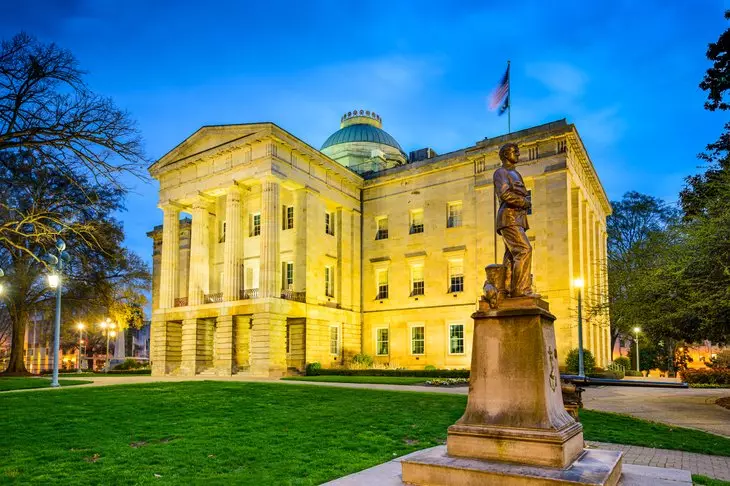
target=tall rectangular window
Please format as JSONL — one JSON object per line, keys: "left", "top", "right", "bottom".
{"left": 376, "top": 328, "right": 389, "bottom": 356}
{"left": 250, "top": 213, "right": 261, "bottom": 236}
{"left": 219, "top": 220, "right": 227, "bottom": 243}
{"left": 283, "top": 206, "right": 294, "bottom": 230}
{"left": 325, "top": 265, "right": 334, "bottom": 297}
{"left": 411, "top": 325, "right": 425, "bottom": 355}
{"left": 325, "top": 212, "right": 335, "bottom": 236}
{"left": 376, "top": 269, "right": 389, "bottom": 299}
{"left": 447, "top": 202, "right": 462, "bottom": 228}
{"left": 329, "top": 325, "right": 339, "bottom": 355}
{"left": 449, "top": 260, "right": 464, "bottom": 293}
{"left": 409, "top": 209, "right": 424, "bottom": 234}
{"left": 282, "top": 262, "right": 294, "bottom": 289}
{"left": 449, "top": 323, "right": 464, "bottom": 354}
{"left": 375, "top": 217, "right": 388, "bottom": 240}
{"left": 411, "top": 265, "right": 424, "bottom": 296}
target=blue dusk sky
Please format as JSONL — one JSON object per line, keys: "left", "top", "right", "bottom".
{"left": 2, "top": 1, "right": 729, "bottom": 269}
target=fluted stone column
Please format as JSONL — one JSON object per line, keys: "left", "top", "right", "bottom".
{"left": 159, "top": 204, "right": 180, "bottom": 309}
{"left": 223, "top": 186, "right": 244, "bottom": 301}
{"left": 260, "top": 179, "right": 280, "bottom": 298}
{"left": 250, "top": 312, "right": 287, "bottom": 377}
{"left": 188, "top": 199, "right": 211, "bottom": 306}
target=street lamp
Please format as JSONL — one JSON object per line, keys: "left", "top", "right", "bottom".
{"left": 101, "top": 318, "right": 116, "bottom": 372}
{"left": 634, "top": 327, "right": 641, "bottom": 374}
{"left": 573, "top": 278, "right": 585, "bottom": 378}
{"left": 0, "top": 267, "right": 5, "bottom": 296}
{"left": 44, "top": 239, "right": 70, "bottom": 388}
{"left": 76, "top": 323, "right": 85, "bottom": 374}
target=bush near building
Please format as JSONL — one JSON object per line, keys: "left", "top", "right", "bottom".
{"left": 681, "top": 368, "right": 730, "bottom": 385}
{"left": 565, "top": 348, "right": 596, "bottom": 375}
{"left": 304, "top": 363, "right": 469, "bottom": 378}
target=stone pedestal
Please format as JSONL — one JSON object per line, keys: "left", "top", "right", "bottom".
{"left": 402, "top": 296, "right": 622, "bottom": 486}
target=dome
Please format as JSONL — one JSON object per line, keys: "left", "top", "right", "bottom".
{"left": 321, "top": 123, "right": 404, "bottom": 152}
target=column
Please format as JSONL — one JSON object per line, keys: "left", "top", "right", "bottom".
{"left": 250, "top": 312, "right": 287, "bottom": 376}
{"left": 180, "top": 318, "right": 202, "bottom": 375}
{"left": 234, "top": 315, "right": 251, "bottom": 371}
{"left": 215, "top": 315, "right": 235, "bottom": 375}
{"left": 259, "top": 179, "right": 280, "bottom": 298}
{"left": 159, "top": 204, "right": 180, "bottom": 309}
{"left": 223, "top": 186, "right": 244, "bottom": 301}
{"left": 294, "top": 188, "right": 308, "bottom": 294}
{"left": 188, "top": 199, "right": 211, "bottom": 306}
{"left": 336, "top": 208, "right": 353, "bottom": 309}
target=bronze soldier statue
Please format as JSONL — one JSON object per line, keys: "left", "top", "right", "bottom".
{"left": 493, "top": 142, "right": 536, "bottom": 297}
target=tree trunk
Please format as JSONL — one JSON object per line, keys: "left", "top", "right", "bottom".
{"left": 3, "top": 307, "right": 30, "bottom": 375}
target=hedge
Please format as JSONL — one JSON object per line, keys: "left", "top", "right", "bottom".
{"left": 681, "top": 368, "right": 730, "bottom": 385}
{"left": 305, "top": 366, "right": 469, "bottom": 378}
{"left": 40, "top": 369, "right": 152, "bottom": 376}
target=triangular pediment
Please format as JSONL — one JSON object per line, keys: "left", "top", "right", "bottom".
{"left": 149, "top": 123, "right": 273, "bottom": 175}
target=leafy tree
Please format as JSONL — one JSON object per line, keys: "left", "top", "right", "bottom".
{"left": 565, "top": 348, "right": 595, "bottom": 374}
{"left": 0, "top": 153, "right": 148, "bottom": 374}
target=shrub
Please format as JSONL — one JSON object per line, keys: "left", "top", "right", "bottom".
{"left": 350, "top": 353, "right": 374, "bottom": 368}
{"left": 115, "top": 358, "right": 144, "bottom": 371}
{"left": 425, "top": 378, "right": 469, "bottom": 386}
{"left": 565, "top": 348, "right": 596, "bottom": 375}
{"left": 613, "top": 356, "right": 631, "bottom": 370}
{"left": 588, "top": 369, "right": 625, "bottom": 380}
{"left": 308, "top": 368, "right": 470, "bottom": 378}
{"left": 625, "top": 370, "right": 643, "bottom": 377}
{"left": 681, "top": 368, "right": 730, "bottom": 385}
{"left": 707, "top": 350, "right": 730, "bottom": 369}
{"left": 424, "top": 365, "right": 437, "bottom": 371}
{"left": 305, "top": 362, "right": 322, "bottom": 376}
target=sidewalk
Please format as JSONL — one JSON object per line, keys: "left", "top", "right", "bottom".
{"left": 588, "top": 441, "right": 730, "bottom": 481}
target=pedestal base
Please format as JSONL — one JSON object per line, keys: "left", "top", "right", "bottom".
{"left": 401, "top": 447, "right": 622, "bottom": 486}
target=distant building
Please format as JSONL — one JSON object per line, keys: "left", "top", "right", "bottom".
{"left": 148, "top": 114, "right": 610, "bottom": 377}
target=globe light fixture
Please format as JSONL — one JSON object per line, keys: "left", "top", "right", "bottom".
{"left": 47, "top": 273, "right": 60, "bottom": 289}
{"left": 634, "top": 327, "right": 641, "bottom": 373}
{"left": 44, "top": 239, "right": 70, "bottom": 388}
{"left": 572, "top": 278, "right": 584, "bottom": 288}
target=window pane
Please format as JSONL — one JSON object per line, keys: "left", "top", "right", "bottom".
{"left": 376, "top": 217, "right": 388, "bottom": 240}
{"left": 449, "top": 324, "right": 464, "bottom": 354}
{"left": 410, "top": 210, "right": 424, "bottom": 234}
{"left": 330, "top": 326, "right": 339, "bottom": 354}
{"left": 411, "top": 265, "right": 424, "bottom": 296}
{"left": 411, "top": 326, "right": 425, "bottom": 354}
{"left": 377, "top": 328, "right": 389, "bottom": 355}
{"left": 447, "top": 202, "right": 462, "bottom": 228}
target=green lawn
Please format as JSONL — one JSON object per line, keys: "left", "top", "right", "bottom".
{"left": 282, "top": 375, "right": 429, "bottom": 385}
{"left": 2, "top": 381, "right": 730, "bottom": 485}
{"left": 0, "top": 377, "right": 92, "bottom": 391}
{"left": 693, "top": 475, "right": 730, "bottom": 486}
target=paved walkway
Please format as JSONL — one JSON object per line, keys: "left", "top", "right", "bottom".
{"left": 582, "top": 386, "right": 730, "bottom": 438}
{"left": 588, "top": 441, "right": 730, "bottom": 481}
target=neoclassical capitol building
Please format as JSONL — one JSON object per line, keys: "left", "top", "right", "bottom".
{"left": 148, "top": 112, "right": 611, "bottom": 377}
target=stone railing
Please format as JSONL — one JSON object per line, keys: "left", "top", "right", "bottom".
{"left": 240, "top": 288, "right": 258, "bottom": 300}
{"left": 204, "top": 292, "right": 224, "bottom": 304}
{"left": 174, "top": 297, "right": 188, "bottom": 307}
{"left": 280, "top": 290, "right": 306, "bottom": 302}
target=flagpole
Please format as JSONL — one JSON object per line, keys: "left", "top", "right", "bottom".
{"left": 507, "top": 60, "right": 511, "bottom": 134}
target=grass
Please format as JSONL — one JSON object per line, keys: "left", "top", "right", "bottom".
{"left": 282, "top": 375, "right": 430, "bottom": 385}
{"left": 579, "top": 409, "right": 730, "bottom": 456}
{"left": 693, "top": 475, "right": 730, "bottom": 485}
{"left": 3, "top": 381, "right": 730, "bottom": 484}
{"left": 0, "top": 377, "right": 92, "bottom": 391}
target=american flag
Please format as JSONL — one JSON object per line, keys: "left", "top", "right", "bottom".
{"left": 488, "top": 65, "right": 510, "bottom": 115}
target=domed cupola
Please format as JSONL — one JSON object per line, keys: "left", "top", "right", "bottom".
{"left": 320, "top": 110, "right": 406, "bottom": 175}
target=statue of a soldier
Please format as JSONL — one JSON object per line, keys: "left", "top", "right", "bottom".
{"left": 493, "top": 142, "right": 536, "bottom": 298}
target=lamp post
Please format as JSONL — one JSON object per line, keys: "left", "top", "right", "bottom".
{"left": 573, "top": 278, "right": 585, "bottom": 378}
{"left": 0, "top": 268, "right": 5, "bottom": 296}
{"left": 76, "top": 323, "right": 85, "bottom": 373}
{"left": 101, "top": 318, "right": 116, "bottom": 372}
{"left": 44, "top": 239, "right": 70, "bottom": 388}
{"left": 634, "top": 327, "right": 641, "bottom": 373}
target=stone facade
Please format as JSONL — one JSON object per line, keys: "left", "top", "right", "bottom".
{"left": 148, "top": 118, "right": 610, "bottom": 376}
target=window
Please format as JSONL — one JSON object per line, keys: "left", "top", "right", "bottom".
{"left": 219, "top": 220, "right": 226, "bottom": 243}
{"left": 329, "top": 325, "right": 340, "bottom": 355}
{"left": 375, "top": 217, "right": 388, "bottom": 240}
{"left": 528, "top": 146, "right": 539, "bottom": 160}
{"left": 325, "top": 212, "right": 335, "bottom": 236}
{"left": 447, "top": 202, "right": 462, "bottom": 228}
{"left": 411, "top": 325, "right": 425, "bottom": 355}
{"left": 376, "top": 328, "right": 389, "bottom": 355}
{"left": 449, "top": 323, "right": 464, "bottom": 354}
{"left": 376, "top": 269, "right": 389, "bottom": 299}
{"left": 325, "top": 265, "right": 334, "bottom": 297}
{"left": 250, "top": 213, "right": 261, "bottom": 236}
{"left": 557, "top": 140, "right": 567, "bottom": 153}
{"left": 283, "top": 206, "right": 294, "bottom": 230}
{"left": 526, "top": 190, "right": 532, "bottom": 216}
{"left": 282, "top": 262, "right": 294, "bottom": 289}
{"left": 449, "top": 260, "right": 464, "bottom": 293}
{"left": 409, "top": 209, "right": 424, "bottom": 234}
{"left": 245, "top": 263, "right": 260, "bottom": 289}
{"left": 411, "top": 265, "right": 424, "bottom": 296}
